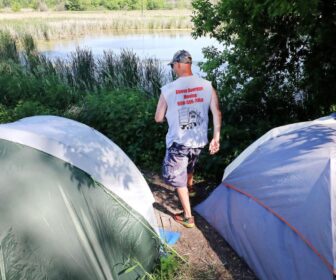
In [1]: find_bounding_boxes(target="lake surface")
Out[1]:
[38,30,222,75]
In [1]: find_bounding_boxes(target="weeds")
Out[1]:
[0,31,169,95]
[70,47,97,91]
[152,253,182,280]
[0,30,19,62]
[0,11,193,40]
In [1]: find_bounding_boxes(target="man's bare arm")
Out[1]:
[209,88,222,154]
[155,94,167,123]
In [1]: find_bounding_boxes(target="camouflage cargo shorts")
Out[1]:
[162,142,202,188]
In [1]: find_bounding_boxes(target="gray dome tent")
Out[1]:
[196,115,336,280]
[0,116,160,280]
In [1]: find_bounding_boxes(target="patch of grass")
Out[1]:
[0,10,193,40]
[149,251,222,280]
[151,252,183,279]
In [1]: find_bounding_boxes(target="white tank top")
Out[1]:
[161,75,212,148]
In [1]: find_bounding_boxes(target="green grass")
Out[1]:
[0,10,193,40]
[0,31,169,96]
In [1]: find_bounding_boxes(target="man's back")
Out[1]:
[161,75,212,148]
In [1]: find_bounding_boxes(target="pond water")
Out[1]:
[38,30,222,76]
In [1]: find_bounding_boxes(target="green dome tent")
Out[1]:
[0,116,160,280]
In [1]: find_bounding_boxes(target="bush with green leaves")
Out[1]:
[192,0,336,119]
[77,90,167,170]
[0,104,11,123]
[11,2,21,11]
[146,0,164,10]
[191,0,336,177]
[0,58,78,111]
[64,0,87,10]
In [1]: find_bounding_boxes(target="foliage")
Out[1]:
[0,0,190,10]
[65,0,87,10]
[151,253,182,279]
[191,0,336,175]
[96,49,166,96]
[146,0,164,10]
[0,41,166,97]
[192,0,336,119]
[0,31,262,182]
[70,47,97,90]
[77,90,167,170]
[0,31,169,171]
[0,13,193,41]
[11,2,21,11]
[0,103,11,123]
[12,100,56,119]
[0,31,19,63]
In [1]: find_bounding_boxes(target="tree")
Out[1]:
[191,0,336,179]
[65,0,86,10]
[192,0,336,124]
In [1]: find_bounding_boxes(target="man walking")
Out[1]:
[155,50,222,228]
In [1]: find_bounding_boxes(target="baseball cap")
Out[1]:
[168,50,192,66]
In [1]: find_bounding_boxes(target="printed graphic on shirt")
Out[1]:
[178,107,203,130]
[176,86,205,106]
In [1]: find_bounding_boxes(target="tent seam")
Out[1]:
[222,182,335,275]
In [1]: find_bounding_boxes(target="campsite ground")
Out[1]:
[145,173,257,280]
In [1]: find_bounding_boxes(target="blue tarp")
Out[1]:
[159,229,181,245]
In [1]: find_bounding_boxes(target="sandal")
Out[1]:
[174,213,195,228]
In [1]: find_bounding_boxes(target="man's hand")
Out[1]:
[209,138,220,155]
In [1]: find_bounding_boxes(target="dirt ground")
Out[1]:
[145,173,257,280]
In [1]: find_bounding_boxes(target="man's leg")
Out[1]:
[175,186,195,228]
[187,172,196,197]
[162,143,195,227]
[176,186,192,218]
[187,147,202,197]
[187,173,193,188]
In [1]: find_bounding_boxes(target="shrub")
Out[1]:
[65,0,85,10]
[0,104,12,124]
[11,2,21,11]
[146,0,164,9]
[0,58,76,111]
[12,100,56,120]
[77,90,167,170]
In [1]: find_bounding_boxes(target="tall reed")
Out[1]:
[0,11,192,40]
[0,31,170,97]
[141,58,166,97]
[70,47,97,91]
[0,30,19,62]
